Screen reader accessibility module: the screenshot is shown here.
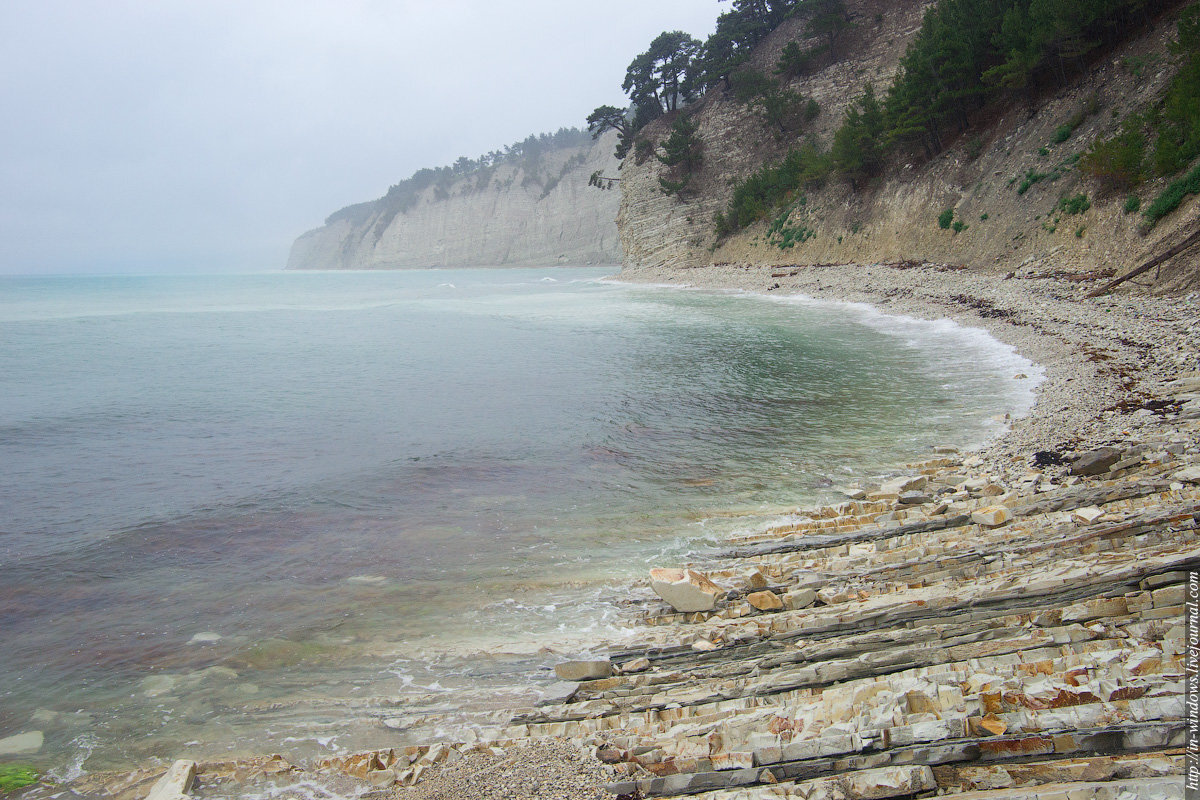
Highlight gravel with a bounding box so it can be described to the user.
[393,739,610,800]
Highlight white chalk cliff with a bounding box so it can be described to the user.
[287,133,621,270]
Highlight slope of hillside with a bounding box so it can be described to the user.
[618,0,1200,293]
[288,132,622,270]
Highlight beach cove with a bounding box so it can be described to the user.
[19,261,1194,800]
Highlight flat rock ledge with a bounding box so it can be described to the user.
[63,268,1198,800]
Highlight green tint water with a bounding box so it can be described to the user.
[0,268,1036,774]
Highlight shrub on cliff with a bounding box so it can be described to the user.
[658,115,704,197]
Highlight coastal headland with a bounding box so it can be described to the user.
[48,260,1199,800]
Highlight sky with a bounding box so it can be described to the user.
[0,1,719,274]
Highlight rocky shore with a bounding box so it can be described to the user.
[51,262,1198,800]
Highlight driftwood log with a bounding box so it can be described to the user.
[1086,226,1200,297]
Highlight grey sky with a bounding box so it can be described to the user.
[0,1,718,274]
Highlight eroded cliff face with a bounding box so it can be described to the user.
[618,0,1200,291]
[288,134,621,270]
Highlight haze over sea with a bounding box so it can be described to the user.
[0,267,1037,773]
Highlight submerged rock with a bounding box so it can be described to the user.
[0,731,42,756]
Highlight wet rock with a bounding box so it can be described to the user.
[0,731,42,756]
[140,675,178,697]
[881,475,927,494]
[649,567,724,612]
[146,759,195,800]
[187,632,222,645]
[554,660,613,681]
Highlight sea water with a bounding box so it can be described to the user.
[0,268,1038,773]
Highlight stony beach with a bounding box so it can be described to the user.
[48,261,1199,800]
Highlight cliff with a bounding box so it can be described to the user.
[617,0,1200,293]
[287,132,622,270]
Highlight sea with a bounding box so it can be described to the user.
[0,267,1040,780]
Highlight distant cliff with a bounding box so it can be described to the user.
[287,131,622,270]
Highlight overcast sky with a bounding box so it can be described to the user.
[0,1,718,274]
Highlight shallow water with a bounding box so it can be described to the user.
[0,268,1037,772]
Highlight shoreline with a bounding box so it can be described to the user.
[617,261,1197,475]
[35,261,1200,800]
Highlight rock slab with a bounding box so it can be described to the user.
[146,759,196,800]
[650,568,724,612]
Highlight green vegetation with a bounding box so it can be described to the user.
[1080,4,1200,226]
[1053,97,1099,143]
[952,219,969,233]
[731,68,811,134]
[1017,169,1050,194]
[1124,194,1142,213]
[938,207,955,229]
[830,85,885,190]
[1081,115,1148,191]
[776,41,826,79]
[1151,3,1200,175]
[767,204,817,248]
[1143,160,1200,224]
[1058,193,1092,214]
[594,0,1199,239]
[0,766,38,793]
[657,115,704,196]
[714,144,831,236]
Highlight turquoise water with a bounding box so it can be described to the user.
[0,268,1036,772]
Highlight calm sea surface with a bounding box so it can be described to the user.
[0,268,1038,774]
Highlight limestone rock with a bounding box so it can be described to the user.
[881,475,927,494]
[971,505,1011,527]
[747,570,769,590]
[784,588,817,609]
[146,760,196,800]
[842,765,938,798]
[554,660,613,681]
[898,491,932,505]
[140,675,177,697]
[747,590,783,611]
[649,568,723,612]
[1071,447,1122,475]
[366,769,396,788]
[0,731,42,756]
[1072,506,1105,524]
[622,657,651,673]
[1172,465,1200,484]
